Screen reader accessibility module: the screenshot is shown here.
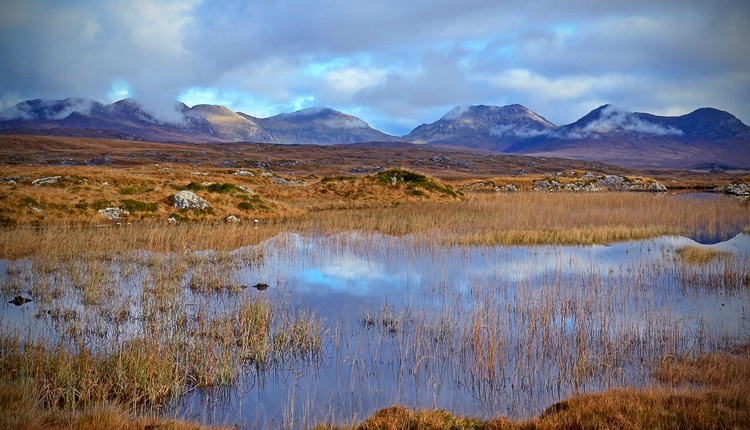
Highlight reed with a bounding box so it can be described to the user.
[2,192,748,259]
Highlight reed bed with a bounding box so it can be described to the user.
[1,192,749,259]
[0,246,324,425]
[0,191,748,428]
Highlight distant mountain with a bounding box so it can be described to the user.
[509,105,750,168]
[243,107,395,144]
[2,98,749,168]
[0,98,391,144]
[403,104,557,151]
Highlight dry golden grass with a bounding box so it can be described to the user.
[676,245,732,266]
[1,191,748,259]
[0,379,230,430]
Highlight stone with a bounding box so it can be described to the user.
[582,171,599,180]
[596,175,625,189]
[98,207,129,220]
[252,282,269,291]
[172,190,209,210]
[9,295,32,306]
[225,215,241,223]
[722,183,750,196]
[647,181,668,192]
[234,170,255,177]
[1,176,29,184]
[167,216,178,224]
[533,180,561,191]
[32,176,61,187]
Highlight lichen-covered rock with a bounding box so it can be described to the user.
[596,175,625,188]
[98,207,129,220]
[646,181,668,192]
[564,182,601,192]
[1,176,30,185]
[533,180,562,191]
[722,182,750,196]
[172,190,209,210]
[32,176,61,187]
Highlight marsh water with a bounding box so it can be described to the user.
[2,231,749,429]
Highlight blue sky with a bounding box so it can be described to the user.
[1,0,748,135]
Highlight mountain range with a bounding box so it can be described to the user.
[1,97,749,169]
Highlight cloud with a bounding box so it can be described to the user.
[0,0,749,133]
[441,105,472,121]
[0,97,96,120]
[578,105,683,136]
[490,124,552,138]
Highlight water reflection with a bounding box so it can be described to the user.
[2,233,749,429]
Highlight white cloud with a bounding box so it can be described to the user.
[580,105,683,136]
[1,0,749,133]
[324,67,388,95]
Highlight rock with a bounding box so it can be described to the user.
[646,181,668,192]
[504,184,519,192]
[225,215,241,223]
[582,171,598,180]
[533,180,561,191]
[85,157,112,166]
[172,190,209,210]
[9,295,32,306]
[98,207,129,220]
[252,282,269,291]
[234,170,255,177]
[564,182,601,192]
[721,182,750,196]
[596,175,625,188]
[32,176,61,187]
[1,176,30,184]
[167,216,178,224]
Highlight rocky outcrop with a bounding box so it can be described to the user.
[172,190,209,210]
[534,173,667,192]
[98,207,129,220]
[261,171,304,186]
[32,176,61,187]
[1,176,30,185]
[721,182,750,197]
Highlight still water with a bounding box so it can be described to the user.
[2,232,749,428]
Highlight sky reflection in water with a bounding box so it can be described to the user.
[2,233,749,429]
[168,233,750,428]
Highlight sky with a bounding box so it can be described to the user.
[0,0,749,136]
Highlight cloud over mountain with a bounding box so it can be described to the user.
[1,0,749,135]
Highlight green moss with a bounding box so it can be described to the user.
[207,183,243,194]
[120,199,159,213]
[237,194,273,212]
[373,168,459,198]
[90,200,114,211]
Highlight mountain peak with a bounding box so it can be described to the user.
[0,97,101,121]
[407,104,557,150]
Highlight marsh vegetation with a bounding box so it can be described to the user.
[1,136,749,428]
[1,220,749,428]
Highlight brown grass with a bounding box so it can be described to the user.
[1,191,748,259]
[676,245,732,266]
[0,379,229,430]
